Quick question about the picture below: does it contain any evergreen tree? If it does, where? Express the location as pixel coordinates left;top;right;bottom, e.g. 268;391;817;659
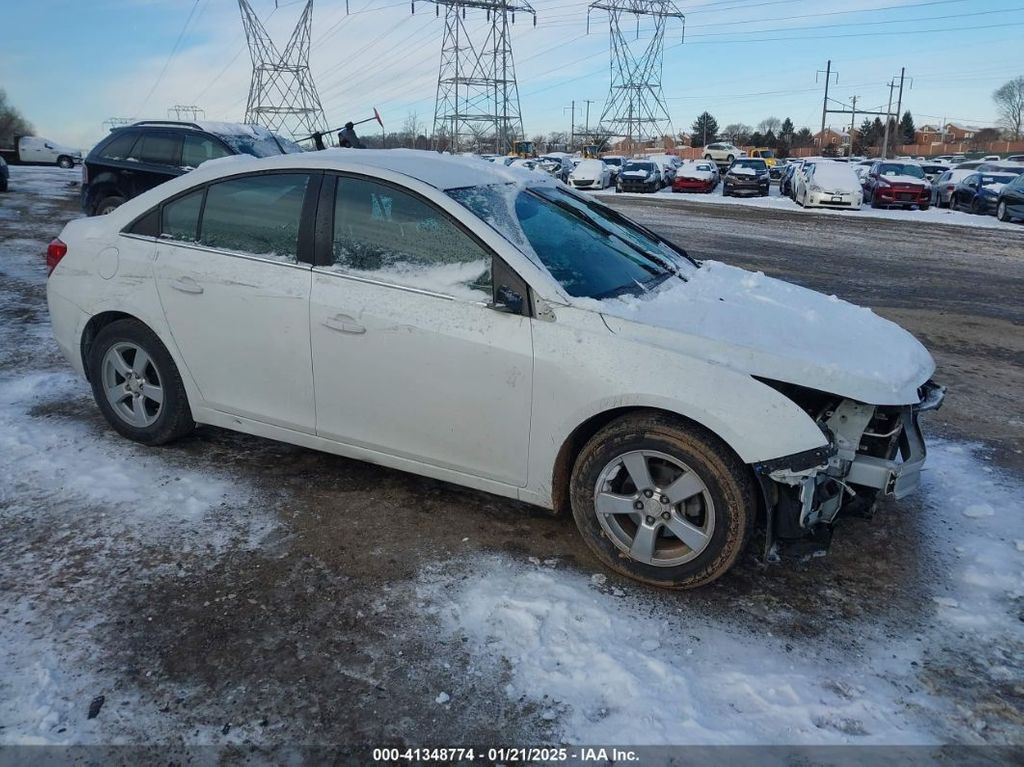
690;112;718;147
899;110;916;145
780;117;794;138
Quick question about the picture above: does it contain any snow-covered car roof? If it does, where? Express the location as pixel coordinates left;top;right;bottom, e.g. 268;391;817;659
180;148;557;192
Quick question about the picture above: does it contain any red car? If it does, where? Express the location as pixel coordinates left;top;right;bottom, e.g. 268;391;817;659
862;161;931;210
672;161;719;193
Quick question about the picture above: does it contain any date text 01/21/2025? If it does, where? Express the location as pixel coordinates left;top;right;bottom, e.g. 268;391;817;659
372;747;640;762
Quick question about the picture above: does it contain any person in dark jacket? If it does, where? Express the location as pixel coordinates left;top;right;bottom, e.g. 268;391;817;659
337;122;365;149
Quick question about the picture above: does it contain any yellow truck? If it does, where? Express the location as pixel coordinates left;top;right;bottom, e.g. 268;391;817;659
748;147;778;168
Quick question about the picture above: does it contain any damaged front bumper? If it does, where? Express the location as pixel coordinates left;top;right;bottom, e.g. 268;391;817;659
753;379;945;552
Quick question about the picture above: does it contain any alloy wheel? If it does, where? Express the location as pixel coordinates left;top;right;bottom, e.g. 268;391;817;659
593;449;715;567
101;342;164;428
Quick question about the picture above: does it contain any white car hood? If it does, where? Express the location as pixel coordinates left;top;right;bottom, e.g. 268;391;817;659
592;261;934;405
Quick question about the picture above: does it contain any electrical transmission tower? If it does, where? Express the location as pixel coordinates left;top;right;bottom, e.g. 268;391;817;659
168;105;206;122
414;1;536;154
238;0;328;140
588;1;684;149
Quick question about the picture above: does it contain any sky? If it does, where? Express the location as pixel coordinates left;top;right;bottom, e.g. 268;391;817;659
2;0;1021;151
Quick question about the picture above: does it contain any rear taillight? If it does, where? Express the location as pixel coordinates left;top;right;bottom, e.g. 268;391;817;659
81;163;88;185
47;238;67;276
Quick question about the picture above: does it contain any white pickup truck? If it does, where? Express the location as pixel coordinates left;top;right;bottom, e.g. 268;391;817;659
0;136;82;168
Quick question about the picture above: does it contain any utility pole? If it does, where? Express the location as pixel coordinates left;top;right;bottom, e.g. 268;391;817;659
817;60;839;138
881;77;897;159
849;95;858;155
894;67;910;148
583;99;595;137
564;100;576;148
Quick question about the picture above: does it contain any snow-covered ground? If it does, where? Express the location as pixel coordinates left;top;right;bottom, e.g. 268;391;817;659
419;439;1024;745
593;184;1024;233
1;166;1022;748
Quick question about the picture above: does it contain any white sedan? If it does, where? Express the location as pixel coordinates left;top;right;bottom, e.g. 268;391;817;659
794;161;863;209
46;150;943;588
568;158;611;190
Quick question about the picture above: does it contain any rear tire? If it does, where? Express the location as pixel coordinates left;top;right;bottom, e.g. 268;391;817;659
95;195;125;216
569;412;756;589
997;200;1011;222
88;319;195;446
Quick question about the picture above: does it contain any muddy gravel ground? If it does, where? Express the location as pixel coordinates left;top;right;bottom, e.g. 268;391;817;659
1;168;1022;757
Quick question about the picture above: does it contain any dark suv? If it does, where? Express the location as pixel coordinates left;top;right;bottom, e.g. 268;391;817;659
81;121;302;216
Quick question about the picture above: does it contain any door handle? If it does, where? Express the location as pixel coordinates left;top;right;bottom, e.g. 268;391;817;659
169;276;204;294
322;314;366;335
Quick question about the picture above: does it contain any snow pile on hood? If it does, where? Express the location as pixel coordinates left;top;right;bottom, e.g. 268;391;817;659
981;182;1007;193
591;260;934;403
622;169;652;178
809;162;860;191
729;166;757;176
880;174;929;186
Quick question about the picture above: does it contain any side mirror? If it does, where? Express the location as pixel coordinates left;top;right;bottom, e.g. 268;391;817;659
492;284;525;315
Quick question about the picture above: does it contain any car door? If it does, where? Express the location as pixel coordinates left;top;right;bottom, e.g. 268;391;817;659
309;174;534;486
152;171;318;432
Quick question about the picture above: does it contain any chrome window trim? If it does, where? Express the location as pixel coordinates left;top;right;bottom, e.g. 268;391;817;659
119;233;312;271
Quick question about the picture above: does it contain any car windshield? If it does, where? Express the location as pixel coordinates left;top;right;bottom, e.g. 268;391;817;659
447;183;696;300
878;163;925;179
622;162;654;173
602;157;623;166
215;127;303;158
755;150;774;158
731;159;767;171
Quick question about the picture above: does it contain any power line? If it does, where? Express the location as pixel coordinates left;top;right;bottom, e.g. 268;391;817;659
137;0;203;115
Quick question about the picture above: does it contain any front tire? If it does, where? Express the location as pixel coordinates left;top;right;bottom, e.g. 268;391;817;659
997;200;1011;222
570;413;755;589
57;155;74;169
88;319;195;446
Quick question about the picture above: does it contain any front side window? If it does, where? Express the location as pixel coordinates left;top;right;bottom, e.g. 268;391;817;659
198;173;309;262
132;133;182;166
331;176;492;301
182;135;232;168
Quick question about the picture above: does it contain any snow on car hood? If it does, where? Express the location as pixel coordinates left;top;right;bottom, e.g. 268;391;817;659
680;169;714;180
880;174;929;186
622;169;651;178
729;166;757;176
592;261;934;405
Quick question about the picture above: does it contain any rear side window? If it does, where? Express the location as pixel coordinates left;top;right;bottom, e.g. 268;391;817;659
182;135;232;168
99;132;138;161
198;173;309;262
132;133;182;166
162;189;204;242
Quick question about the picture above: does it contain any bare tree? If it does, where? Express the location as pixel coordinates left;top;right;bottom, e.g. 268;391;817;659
401;111;423;148
721;123;752;144
757;116;781;135
993;76;1024;139
0;89;34;146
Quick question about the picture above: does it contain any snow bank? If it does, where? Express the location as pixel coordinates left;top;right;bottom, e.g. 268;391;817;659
0;372;268;551
418;442;1024;745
